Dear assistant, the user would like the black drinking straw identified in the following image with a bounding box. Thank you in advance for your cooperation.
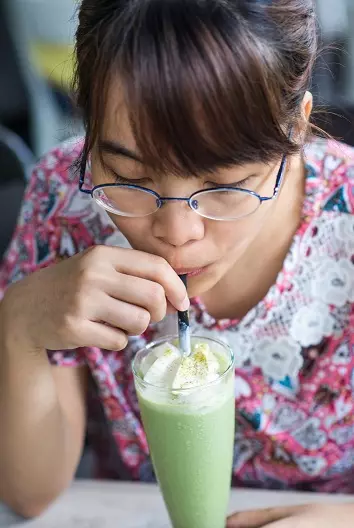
[178,274,191,356]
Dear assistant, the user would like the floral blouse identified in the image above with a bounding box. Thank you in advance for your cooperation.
[0,136,353,493]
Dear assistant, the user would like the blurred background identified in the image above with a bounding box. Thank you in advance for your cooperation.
[0,0,354,257]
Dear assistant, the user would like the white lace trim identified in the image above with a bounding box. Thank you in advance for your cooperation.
[188,214,352,381]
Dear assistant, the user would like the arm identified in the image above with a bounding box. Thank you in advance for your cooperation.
[0,146,88,518]
[0,300,87,518]
[0,144,188,519]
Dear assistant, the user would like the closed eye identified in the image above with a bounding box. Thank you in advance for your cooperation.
[205,175,254,189]
[107,168,152,186]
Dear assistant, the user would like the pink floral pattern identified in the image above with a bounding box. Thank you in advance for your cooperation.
[0,136,353,492]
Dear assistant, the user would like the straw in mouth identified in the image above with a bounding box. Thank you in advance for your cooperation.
[177,274,191,356]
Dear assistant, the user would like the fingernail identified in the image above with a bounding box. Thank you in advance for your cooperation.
[180,295,190,311]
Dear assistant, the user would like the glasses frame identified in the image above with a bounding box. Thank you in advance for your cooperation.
[79,154,287,221]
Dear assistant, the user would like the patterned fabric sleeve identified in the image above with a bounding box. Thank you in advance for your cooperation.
[0,146,86,367]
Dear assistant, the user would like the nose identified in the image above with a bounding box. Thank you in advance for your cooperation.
[152,200,205,247]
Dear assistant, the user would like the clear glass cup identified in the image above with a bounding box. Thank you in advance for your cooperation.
[133,335,235,528]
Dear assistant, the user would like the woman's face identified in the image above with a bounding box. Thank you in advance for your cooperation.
[91,95,291,298]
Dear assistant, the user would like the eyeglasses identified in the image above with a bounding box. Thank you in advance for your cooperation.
[79,155,287,221]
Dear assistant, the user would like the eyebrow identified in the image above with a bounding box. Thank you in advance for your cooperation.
[98,139,143,163]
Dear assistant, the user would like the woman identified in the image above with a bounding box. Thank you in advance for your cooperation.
[0,0,353,525]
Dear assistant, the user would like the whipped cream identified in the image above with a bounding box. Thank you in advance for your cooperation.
[141,341,222,390]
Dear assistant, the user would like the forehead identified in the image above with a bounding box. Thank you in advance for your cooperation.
[100,79,138,152]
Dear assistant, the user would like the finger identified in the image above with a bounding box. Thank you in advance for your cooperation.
[226,506,307,528]
[166,301,177,314]
[104,274,167,323]
[82,322,129,351]
[96,296,151,336]
[111,249,189,311]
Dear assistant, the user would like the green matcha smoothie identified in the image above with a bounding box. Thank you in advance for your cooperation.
[133,336,235,528]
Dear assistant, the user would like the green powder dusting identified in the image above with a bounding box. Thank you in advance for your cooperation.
[193,350,208,366]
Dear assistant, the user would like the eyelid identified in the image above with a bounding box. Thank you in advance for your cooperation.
[107,167,149,185]
[206,175,254,188]
[236,177,253,188]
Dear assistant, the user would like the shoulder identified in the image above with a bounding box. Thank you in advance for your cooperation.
[27,138,129,251]
[31,137,84,191]
[304,137,354,215]
[294,139,353,311]
[24,137,89,225]
[36,137,84,176]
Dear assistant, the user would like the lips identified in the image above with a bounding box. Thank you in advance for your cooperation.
[174,266,208,277]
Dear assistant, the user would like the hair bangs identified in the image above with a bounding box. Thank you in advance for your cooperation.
[118,1,300,176]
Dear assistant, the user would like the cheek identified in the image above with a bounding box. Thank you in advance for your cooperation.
[210,214,261,251]
[108,215,153,248]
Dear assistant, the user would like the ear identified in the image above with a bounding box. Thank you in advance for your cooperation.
[295,91,313,141]
[301,91,313,122]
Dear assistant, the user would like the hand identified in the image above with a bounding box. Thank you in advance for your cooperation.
[226,502,354,527]
[2,246,189,352]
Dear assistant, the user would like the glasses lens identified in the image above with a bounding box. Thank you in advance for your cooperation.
[192,188,261,220]
[93,186,159,217]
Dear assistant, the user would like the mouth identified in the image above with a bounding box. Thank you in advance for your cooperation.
[174,265,209,278]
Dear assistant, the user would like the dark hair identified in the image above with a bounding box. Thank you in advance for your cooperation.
[74,0,318,177]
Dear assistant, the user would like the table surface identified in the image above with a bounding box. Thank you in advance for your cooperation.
[1,481,353,528]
